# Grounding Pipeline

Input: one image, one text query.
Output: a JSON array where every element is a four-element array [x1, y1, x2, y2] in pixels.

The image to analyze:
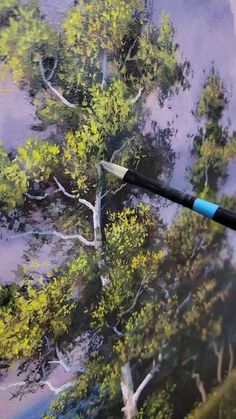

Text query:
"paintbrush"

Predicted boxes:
[[100, 161, 236, 231]]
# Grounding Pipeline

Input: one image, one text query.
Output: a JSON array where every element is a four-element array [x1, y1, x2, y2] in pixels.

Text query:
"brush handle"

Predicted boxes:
[[124, 170, 236, 231], [193, 199, 236, 230]]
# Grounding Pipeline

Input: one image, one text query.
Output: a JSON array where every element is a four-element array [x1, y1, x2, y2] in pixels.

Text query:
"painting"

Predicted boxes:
[[0, 0, 236, 418]]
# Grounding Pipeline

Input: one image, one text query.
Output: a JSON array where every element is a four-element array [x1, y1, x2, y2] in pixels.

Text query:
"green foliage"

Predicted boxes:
[[0, 276, 75, 359], [35, 95, 78, 128], [0, 145, 28, 210], [66, 253, 97, 290], [92, 205, 162, 330], [196, 70, 228, 121], [64, 0, 143, 52], [63, 79, 135, 192], [88, 80, 135, 136], [17, 138, 60, 181], [62, 0, 143, 88], [0, 3, 58, 87], [190, 69, 236, 193], [165, 208, 226, 282], [44, 358, 116, 419], [188, 370, 236, 419], [116, 299, 178, 362], [105, 205, 154, 261], [138, 386, 174, 419], [122, 15, 189, 96], [0, 0, 18, 26]]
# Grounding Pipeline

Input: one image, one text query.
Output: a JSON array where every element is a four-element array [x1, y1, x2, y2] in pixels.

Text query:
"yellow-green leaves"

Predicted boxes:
[[0, 0, 18, 23], [0, 276, 75, 360], [165, 208, 225, 281], [92, 205, 162, 331], [18, 138, 60, 181], [125, 15, 188, 96], [63, 79, 135, 193], [64, 0, 143, 52], [105, 206, 154, 260], [62, 0, 143, 89], [191, 70, 236, 193], [138, 386, 174, 419], [0, 3, 59, 87], [0, 139, 60, 209], [0, 145, 28, 210], [89, 80, 134, 136], [196, 70, 228, 121]]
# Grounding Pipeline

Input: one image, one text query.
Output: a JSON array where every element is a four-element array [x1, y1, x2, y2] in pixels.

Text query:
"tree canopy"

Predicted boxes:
[[0, 1, 236, 418]]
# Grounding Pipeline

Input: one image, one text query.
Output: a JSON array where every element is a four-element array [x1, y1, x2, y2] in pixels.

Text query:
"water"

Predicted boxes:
[[1, 0, 236, 417]]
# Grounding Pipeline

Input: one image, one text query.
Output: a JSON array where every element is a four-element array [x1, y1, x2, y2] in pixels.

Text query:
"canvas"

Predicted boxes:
[[0, 0, 236, 418]]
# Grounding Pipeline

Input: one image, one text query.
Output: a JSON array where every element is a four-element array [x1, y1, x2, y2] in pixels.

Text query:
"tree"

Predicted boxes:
[[0, 2, 59, 89], [0, 0, 191, 416], [121, 15, 190, 99], [190, 69, 236, 193], [62, 0, 143, 89]]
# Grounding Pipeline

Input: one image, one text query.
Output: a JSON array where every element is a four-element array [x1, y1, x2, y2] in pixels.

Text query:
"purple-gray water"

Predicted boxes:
[[0, 0, 236, 417]]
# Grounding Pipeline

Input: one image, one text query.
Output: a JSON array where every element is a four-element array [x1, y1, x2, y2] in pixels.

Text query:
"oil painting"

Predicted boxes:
[[0, 0, 236, 418]]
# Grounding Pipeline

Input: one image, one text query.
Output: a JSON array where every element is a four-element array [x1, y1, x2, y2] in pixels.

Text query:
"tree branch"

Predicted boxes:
[[102, 183, 127, 200], [105, 322, 124, 337], [39, 59, 76, 109], [0, 381, 26, 391], [228, 342, 234, 375], [134, 360, 159, 403], [121, 362, 138, 419], [175, 292, 192, 317], [48, 344, 85, 374], [0, 377, 75, 395], [53, 177, 95, 211], [213, 342, 224, 384], [79, 199, 95, 212], [124, 40, 137, 64], [25, 189, 60, 201], [121, 282, 144, 317], [190, 236, 207, 261], [192, 372, 207, 403], [129, 87, 144, 104], [9, 230, 95, 247], [101, 50, 107, 90], [110, 142, 127, 163], [47, 59, 58, 81], [53, 177, 76, 199], [43, 379, 76, 394], [204, 161, 210, 188]]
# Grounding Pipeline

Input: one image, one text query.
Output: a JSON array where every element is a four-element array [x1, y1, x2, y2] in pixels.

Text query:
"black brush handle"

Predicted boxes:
[[124, 170, 236, 231], [212, 207, 236, 230]]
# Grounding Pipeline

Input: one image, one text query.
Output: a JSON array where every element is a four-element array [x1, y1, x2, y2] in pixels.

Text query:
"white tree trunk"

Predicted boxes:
[[192, 373, 207, 403], [121, 362, 138, 419], [213, 342, 224, 384], [94, 164, 109, 287], [121, 361, 158, 418], [228, 342, 234, 374]]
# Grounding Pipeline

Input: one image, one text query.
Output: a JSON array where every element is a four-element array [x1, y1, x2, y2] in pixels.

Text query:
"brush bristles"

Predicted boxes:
[[100, 161, 128, 179]]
